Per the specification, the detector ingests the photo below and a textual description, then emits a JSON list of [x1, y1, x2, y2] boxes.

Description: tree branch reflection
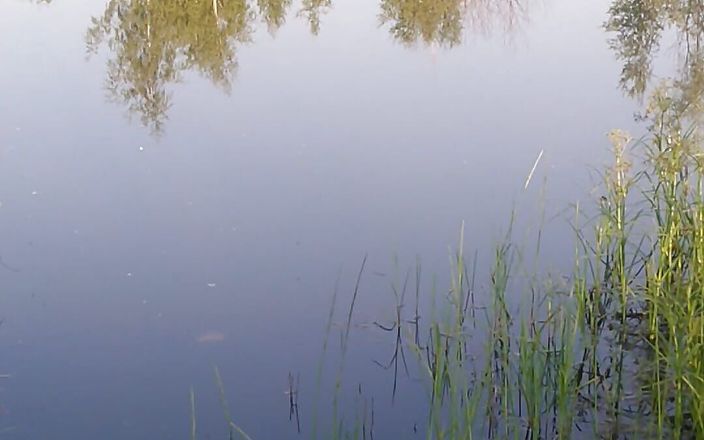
[[606, 0, 704, 118], [85, 0, 529, 134]]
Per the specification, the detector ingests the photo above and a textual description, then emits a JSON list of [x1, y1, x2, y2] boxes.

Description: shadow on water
[[82, 0, 531, 135]]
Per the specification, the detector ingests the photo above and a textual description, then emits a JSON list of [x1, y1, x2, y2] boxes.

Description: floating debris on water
[[196, 330, 225, 344], [207, 283, 216, 288]]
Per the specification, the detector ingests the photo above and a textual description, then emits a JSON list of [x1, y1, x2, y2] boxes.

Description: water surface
[[0, 0, 680, 437]]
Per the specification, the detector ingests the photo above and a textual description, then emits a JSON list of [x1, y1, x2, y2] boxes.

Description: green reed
[[395, 85, 704, 439], [638, 88, 704, 439], [196, 86, 704, 439]]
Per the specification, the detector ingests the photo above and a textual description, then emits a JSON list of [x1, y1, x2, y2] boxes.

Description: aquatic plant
[[194, 85, 704, 439]]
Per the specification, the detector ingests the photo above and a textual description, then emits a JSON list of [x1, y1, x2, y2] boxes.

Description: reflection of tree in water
[[298, 0, 332, 35], [380, 0, 465, 47], [258, 0, 293, 33], [86, 0, 254, 134], [379, 0, 527, 47], [606, 0, 704, 117], [86, 0, 529, 133]]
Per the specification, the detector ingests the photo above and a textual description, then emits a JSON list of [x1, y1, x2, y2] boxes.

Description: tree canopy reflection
[[379, 0, 465, 47], [380, 0, 526, 48], [257, 0, 293, 33], [298, 0, 332, 35], [86, 0, 528, 134], [86, 0, 254, 134], [606, 0, 704, 118]]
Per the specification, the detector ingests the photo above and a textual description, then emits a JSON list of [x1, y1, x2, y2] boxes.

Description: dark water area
[[0, 0, 694, 438]]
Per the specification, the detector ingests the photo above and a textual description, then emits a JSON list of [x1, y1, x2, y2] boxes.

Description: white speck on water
[[126, 272, 133, 277], [138, 146, 144, 151], [207, 283, 216, 288], [31, 191, 38, 196]]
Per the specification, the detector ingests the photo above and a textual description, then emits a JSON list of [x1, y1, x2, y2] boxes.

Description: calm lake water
[[0, 0, 687, 438]]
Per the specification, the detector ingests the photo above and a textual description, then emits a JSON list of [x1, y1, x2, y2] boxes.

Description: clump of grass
[[637, 87, 704, 439], [389, 84, 704, 439], [198, 85, 704, 439]]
